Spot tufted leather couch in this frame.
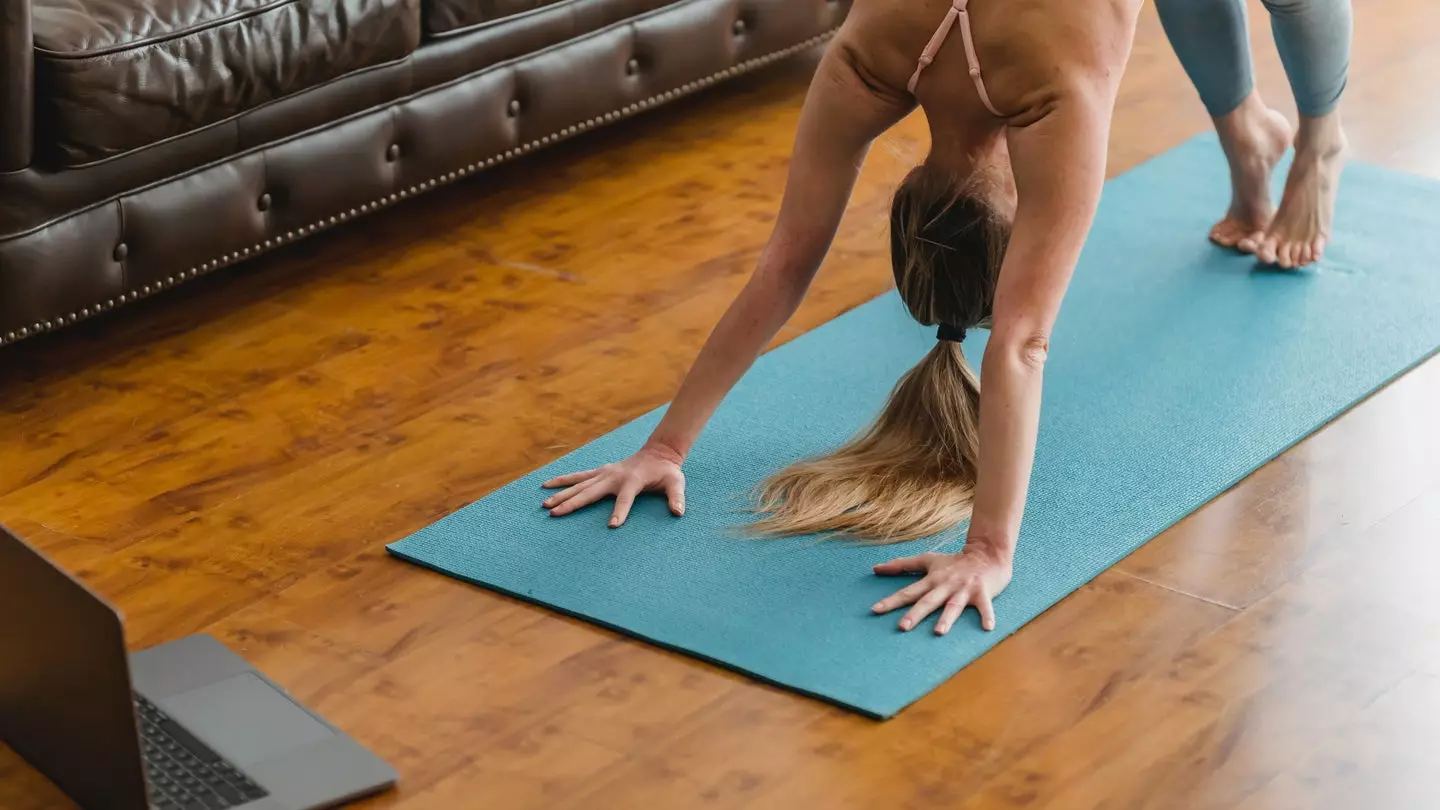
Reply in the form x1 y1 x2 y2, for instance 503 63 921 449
0 0 850 348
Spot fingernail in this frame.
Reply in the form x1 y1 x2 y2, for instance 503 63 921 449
900 620 912 631
872 603 883 612
609 520 619 528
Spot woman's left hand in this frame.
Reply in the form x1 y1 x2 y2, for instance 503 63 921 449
871 546 1013 635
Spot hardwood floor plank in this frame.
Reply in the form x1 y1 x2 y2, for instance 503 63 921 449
569 572 1233 810
950 489 1440 809
1231 671 1440 810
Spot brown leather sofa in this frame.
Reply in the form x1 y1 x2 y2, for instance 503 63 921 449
0 0 849 348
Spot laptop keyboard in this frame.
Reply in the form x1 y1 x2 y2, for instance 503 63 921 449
136 695 270 810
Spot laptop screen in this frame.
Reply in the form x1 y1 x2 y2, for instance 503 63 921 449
0 526 149 809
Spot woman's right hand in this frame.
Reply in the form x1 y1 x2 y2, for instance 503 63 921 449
541 442 686 528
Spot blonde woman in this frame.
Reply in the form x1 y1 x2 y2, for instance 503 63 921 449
542 0 1352 634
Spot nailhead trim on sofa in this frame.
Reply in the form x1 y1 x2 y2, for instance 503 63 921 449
0 29 838 348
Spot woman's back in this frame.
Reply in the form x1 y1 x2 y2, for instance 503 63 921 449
837 0 1143 123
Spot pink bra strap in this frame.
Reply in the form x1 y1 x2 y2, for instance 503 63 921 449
906 0 1003 117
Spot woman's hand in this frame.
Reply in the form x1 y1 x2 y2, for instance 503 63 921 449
541 443 686 528
871 544 1014 635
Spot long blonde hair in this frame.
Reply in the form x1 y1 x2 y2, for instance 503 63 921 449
750 166 1011 543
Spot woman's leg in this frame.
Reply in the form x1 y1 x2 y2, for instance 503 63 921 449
1154 0 1293 250
1241 0 1353 268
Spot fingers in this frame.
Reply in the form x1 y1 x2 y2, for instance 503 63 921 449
547 480 612 517
934 585 972 636
609 480 644 528
544 478 603 511
873 553 932 577
899 586 951 632
871 577 933 615
543 469 598 489
664 471 686 517
976 588 997 632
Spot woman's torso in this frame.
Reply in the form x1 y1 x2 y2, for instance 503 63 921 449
835 0 1145 123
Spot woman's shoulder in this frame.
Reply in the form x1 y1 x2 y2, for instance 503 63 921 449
979 0 1143 114
832 0 945 95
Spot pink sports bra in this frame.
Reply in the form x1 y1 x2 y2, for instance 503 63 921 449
907 0 1003 116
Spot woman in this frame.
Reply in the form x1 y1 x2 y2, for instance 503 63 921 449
541 0 1352 636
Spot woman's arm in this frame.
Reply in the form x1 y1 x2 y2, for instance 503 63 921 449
967 85 1113 561
649 52 911 458
544 46 911 526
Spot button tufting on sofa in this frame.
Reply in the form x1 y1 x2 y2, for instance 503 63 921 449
258 194 273 212
0 0 855 348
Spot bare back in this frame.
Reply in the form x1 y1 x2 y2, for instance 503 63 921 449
834 0 1144 125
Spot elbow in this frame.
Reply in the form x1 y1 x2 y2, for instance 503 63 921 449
986 327 1051 372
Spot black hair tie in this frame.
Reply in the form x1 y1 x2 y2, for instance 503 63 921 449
936 323 967 343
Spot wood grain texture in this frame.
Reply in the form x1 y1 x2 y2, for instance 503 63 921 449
3 1 1438 806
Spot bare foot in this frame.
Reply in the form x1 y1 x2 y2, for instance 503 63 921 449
1210 94 1293 250
1242 112 1348 269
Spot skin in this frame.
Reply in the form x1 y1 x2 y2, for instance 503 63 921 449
543 0 1143 636
1209 90 1349 269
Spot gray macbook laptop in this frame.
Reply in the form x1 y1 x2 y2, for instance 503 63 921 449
0 525 397 810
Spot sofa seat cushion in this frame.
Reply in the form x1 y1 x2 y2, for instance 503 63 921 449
422 0 565 37
33 0 422 166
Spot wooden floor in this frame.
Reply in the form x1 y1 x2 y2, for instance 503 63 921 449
4 2 1440 807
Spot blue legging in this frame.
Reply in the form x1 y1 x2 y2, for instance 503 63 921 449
1154 0 1352 118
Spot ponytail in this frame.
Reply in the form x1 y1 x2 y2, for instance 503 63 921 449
750 340 982 543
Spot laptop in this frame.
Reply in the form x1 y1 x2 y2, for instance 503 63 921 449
0 525 398 810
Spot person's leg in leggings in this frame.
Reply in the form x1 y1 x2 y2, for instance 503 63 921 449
1243 0 1352 268
1154 0 1295 251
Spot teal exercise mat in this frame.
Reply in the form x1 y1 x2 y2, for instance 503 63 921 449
388 135 1440 718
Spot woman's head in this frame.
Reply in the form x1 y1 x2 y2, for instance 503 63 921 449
748 164 1012 544
890 163 1012 331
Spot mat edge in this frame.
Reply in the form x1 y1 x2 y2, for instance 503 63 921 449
383 544 900 720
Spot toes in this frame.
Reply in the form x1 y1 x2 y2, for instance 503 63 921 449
1236 231 1264 255
1311 236 1327 263
1278 241 1297 269
1255 236 1279 265
1210 220 1242 248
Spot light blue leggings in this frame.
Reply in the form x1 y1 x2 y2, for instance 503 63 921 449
1154 0 1352 118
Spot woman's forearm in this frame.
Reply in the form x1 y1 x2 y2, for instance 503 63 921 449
647 261 811 459
966 335 1049 559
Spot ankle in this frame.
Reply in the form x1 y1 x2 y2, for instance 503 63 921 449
1296 112 1346 158
1213 92 1269 140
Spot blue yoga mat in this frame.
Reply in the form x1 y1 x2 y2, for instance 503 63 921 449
388 135 1440 718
